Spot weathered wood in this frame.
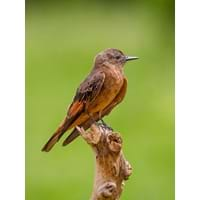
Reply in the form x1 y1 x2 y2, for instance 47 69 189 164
76 124 132 200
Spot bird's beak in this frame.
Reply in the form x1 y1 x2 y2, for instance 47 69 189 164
125 56 139 61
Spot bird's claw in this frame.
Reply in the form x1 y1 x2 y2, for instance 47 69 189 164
98 119 113 131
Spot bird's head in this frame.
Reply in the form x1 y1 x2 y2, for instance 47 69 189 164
94 48 138 68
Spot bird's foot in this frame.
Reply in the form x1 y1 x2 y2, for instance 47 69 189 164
98 119 113 131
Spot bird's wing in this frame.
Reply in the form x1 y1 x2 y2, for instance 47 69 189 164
62 77 127 146
41 71 105 152
67 71 105 117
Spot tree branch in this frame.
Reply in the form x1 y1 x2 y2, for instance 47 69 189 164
76 124 132 200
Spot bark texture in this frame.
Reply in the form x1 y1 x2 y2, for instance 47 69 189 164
76 124 132 200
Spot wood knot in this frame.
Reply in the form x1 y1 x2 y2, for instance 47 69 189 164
124 161 133 180
107 133 122 153
97 182 117 199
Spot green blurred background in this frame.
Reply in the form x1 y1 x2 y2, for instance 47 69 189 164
26 0 174 199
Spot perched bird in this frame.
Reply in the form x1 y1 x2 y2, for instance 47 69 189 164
42 48 138 152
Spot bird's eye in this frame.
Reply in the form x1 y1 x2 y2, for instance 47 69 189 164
116 56 120 60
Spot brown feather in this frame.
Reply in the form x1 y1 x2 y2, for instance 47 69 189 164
67 101 84 117
41 109 83 152
62 78 127 146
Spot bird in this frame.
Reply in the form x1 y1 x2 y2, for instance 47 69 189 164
42 48 138 152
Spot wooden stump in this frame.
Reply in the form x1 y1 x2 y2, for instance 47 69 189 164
76 124 133 200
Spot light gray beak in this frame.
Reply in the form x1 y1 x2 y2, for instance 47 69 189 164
125 56 139 61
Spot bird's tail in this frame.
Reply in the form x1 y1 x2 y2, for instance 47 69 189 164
62 117 95 146
62 102 115 146
62 128 80 146
41 116 74 152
